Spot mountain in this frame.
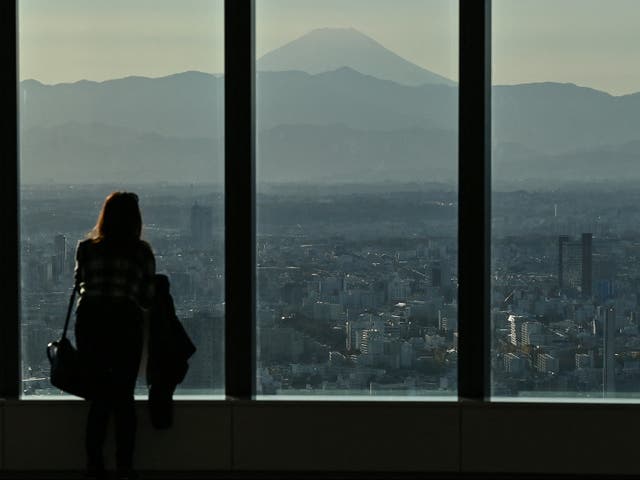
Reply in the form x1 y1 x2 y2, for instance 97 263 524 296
20 69 458 136
18 66 640 185
21 70 640 154
257 27 454 87
493 83 640 153
20 71 224 138
257 68 457 132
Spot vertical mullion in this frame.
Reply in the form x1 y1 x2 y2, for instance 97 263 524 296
0 0 19 399
225 0 256 400
458 0 491 401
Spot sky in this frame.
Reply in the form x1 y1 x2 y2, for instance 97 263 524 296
18 0 640 95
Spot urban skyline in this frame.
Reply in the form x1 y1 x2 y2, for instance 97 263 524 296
20 181 640 399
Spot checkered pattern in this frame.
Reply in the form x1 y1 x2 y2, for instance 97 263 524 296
75 239 156 309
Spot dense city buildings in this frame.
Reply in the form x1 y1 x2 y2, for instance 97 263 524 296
21 182 640 399
21 185 226 395
492 187 640 398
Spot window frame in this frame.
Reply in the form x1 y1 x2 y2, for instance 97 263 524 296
0 0 491 402
458 0 491 401
0 0 19 400
224 0 256 400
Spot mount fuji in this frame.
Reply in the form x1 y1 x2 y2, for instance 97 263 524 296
257 27 454 87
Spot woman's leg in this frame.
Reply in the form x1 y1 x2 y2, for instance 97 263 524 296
76 307 110 472
113 391 137 470
85 397 110 470
113 318 143 472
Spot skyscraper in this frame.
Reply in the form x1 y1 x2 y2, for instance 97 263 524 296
558 233 592 297
508 314 525 347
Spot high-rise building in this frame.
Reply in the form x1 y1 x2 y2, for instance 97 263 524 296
535 353 559 374
508 314 525 347
558 233 592 297
521 321 543 346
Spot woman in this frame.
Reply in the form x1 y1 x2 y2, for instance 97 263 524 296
74 192 155 480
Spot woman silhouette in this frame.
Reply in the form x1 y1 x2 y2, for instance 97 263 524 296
74 192 155 480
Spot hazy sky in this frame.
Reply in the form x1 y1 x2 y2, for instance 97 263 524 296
19 0 640 95
493 0 640 95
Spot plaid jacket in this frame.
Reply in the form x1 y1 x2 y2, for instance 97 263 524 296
75 238 156 309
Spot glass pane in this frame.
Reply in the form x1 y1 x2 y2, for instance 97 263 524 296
492 0 640 400
19 1 225 397
256 0 458 398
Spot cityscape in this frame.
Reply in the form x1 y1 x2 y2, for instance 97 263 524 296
20 181 640 399
492 185 640 398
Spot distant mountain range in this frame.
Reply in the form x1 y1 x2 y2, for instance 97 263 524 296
18 28 640 185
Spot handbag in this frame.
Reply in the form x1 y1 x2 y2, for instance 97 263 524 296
47 284 95 399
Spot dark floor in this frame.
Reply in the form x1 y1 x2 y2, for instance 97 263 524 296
2 473 640 480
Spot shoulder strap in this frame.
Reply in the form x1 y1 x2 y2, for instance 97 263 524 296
61 283 78 339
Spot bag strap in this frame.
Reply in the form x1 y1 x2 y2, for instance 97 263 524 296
61 283 78 339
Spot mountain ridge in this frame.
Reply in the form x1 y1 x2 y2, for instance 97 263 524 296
20 71 640 100
20 68 640 153
16 26 640 186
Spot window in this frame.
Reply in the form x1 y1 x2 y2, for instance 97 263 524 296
255 0 459 398
18 0 225 396
16 0 626 405
491 0 640 400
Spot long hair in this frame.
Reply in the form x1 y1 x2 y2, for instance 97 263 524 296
90 192 142 243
